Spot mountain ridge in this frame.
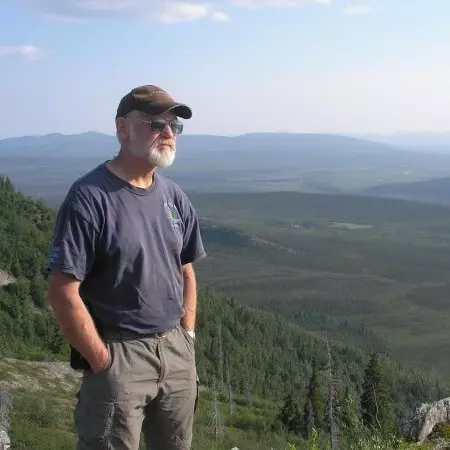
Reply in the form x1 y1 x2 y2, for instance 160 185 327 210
363 176 450 206
5 131 450 209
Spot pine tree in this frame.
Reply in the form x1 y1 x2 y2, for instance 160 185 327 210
361 352 393 432
302 358 324 439
325 336 339 449
340 385 358 432
48 322 65 354
225 354 234 416
217 324 224 389
278 391 303 435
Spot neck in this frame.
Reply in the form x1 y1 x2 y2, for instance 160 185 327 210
108 147 156 189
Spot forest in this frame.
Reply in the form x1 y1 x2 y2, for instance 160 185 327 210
191 191 450 377
0 176 449 449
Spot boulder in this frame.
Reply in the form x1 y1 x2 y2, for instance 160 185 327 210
0 270 15 287
0 430 10 450
0 391 11 433
403 397 450 443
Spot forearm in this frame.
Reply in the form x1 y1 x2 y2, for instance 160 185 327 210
48 292 107 370
181 267 197 331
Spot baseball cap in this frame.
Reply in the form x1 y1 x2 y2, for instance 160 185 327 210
116 85 192 120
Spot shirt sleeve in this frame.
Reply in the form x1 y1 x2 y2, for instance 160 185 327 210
46 192 99 281
180 195 206 266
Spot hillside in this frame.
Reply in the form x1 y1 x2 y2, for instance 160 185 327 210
190 191 450 378
361 132 450 151
5 132 450 206
363 176 450 206
1 179 448 448
1 293 448 449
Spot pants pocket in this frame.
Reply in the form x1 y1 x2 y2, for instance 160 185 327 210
75 400 115 449
179 326 195 357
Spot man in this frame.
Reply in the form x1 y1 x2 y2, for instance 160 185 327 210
46 85 206 450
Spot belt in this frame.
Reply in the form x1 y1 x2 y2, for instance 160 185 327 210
101 326 176 341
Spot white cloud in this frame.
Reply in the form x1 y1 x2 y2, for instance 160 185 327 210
211 11 230 21
231 0 330 5
155 3 209 23
341 4 371 15
15 0 330 22
0 45 45 61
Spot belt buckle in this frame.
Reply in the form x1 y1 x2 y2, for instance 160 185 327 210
155 328 172 339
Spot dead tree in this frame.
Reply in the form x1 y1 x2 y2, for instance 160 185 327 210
325 335 339 450
209 381 224 440
225 355 234 416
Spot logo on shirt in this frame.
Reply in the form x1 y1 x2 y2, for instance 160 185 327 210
164 201 182 229
48 245 60 264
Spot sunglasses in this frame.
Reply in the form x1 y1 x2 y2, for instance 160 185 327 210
138 118 184 135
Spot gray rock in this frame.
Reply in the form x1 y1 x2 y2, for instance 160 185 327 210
0 270 15 287
0 391 12 433
403 397 450 443
0 430 10 450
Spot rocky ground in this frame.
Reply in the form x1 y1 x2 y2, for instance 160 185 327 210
0 358 81 393
0 270 15 287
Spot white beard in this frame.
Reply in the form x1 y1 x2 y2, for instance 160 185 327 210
129 126 176 168
148 145 176 168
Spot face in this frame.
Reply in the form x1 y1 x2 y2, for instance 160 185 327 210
118 111 180 168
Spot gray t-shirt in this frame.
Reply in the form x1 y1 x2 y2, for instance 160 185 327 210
47 162 206 334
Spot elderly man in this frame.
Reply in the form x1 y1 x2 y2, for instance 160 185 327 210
46 85 206 450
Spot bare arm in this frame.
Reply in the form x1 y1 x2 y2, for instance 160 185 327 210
180 263 197 332
47 272 108 373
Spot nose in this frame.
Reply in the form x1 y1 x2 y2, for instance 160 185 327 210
161 123 174 139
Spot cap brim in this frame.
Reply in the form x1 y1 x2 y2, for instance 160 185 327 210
165 103 192 120
140 102 192 119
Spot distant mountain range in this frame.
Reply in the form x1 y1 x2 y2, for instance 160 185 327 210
363 177 450 206
359 132 450 151
3 131 450 206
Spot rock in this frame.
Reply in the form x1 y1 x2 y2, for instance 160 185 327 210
0 270 15 287
0 430 10 450
0 391 11 433
403 397 450 443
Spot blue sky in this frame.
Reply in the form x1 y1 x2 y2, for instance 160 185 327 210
1 0 449 138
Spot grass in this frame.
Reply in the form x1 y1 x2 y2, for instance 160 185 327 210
0 354 442 450
1 358 309 450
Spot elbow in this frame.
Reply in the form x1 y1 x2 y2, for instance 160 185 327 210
182 264 196 282
46 272 81 311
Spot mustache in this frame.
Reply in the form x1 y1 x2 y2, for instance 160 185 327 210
156 139 175 148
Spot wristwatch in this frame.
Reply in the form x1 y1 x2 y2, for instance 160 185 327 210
187 330 196 340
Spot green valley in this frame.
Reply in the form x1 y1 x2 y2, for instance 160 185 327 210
191 191 450 378
1 177 450 448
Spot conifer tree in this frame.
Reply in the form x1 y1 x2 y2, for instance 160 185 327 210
340 385 358 432
303 358 324 439
225 354 234 416
325 336 339 450
278 391 303 435
361 352 393 432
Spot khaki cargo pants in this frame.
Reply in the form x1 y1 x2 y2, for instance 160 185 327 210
74 325 199 450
